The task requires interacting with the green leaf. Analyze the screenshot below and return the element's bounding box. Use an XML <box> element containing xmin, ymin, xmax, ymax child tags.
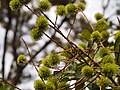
<box><xmin>114</xmin><ymin>36</ymin><xmax>120</xmax><ymax>64</ymax></box>
<box><xmin>78</xmin><ymin>29</ymin><xmax>91</xmax><ymax>41</ymax></box>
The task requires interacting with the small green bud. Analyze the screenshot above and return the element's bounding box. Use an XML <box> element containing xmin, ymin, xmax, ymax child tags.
<box><xmin>101</xmin><ymin>31</ymin><xmax>109</xmax><ymax>39</ymax></box>
<box><xmin>34</xmin><ymin>79</ymin><xmax>45</xmax><ymax>90</ymax></box>
<box><xmin>56</xmin><ymin>5</ymin><xmax>66</xmax><ymax>16</ymax></box>
<box><xmin>94</xmin><ymin>12</ymin><xmax>103</xmax><ymax>21</ymax></box>
<box><xmin>102</xmin><ymin>63</ymin><xmax>119</xmax><ymax>77</ymax></box>
<box><xmin>98</xmin><ymin>48</ymin><xmax>110</xmax><ymax>58</ymax></box>
<box><xmin>81</xmin><ymin>65</ymin><xmax>94</xmax><ymax>78</ymax></box>
<box><xmin>42</xmin><ymin>53</ymin><xmax>61</xmax><ymax>67</ymax></box>
<box><xmin>38</xmin><ymin>66</ymin><xmax>51</xmax><ymax>79</ymax></box>
<box><xmin>46</xmin><ymin>81</ymin><xmax>56</xmax><ymax>90</ymax></box>
<box><xmin>77</xmin><ymin>2</ymin><xmax>86</xmax><ymax>11</ymax></box>
<box><xmin>90</xmin><ymin>31</ymin><xmax>102</xmax><ymax>43</ymax></box>
<box><xmin>114</xmin><ymin>31</ymin><xmax>120</xmax><ymax>40</ymax></box>
<box><xmin>30</xmin><ymin>27</ymin><xmax>42</xmax><ymax>41</ymax></box>
<box><xmin>36</xmin><ymin>16</ymin><xmax>48</xmax><ymax>30</ymax></box>
<box><xmin>97</xmin><ymin>76</ymin><xmax>110</xmax><ymax>87</ymax></box>
<box><xmin>96</xmin><ymin>19</ymin><xmax>108</xmax><ymax>32</ymax></box>
<box><xmin>66</xmin><ymin>4</ymin><xmax>78</xmax><ymax>15</ymax></box>
<box><xmin>9</xmin><ymin>0</ymin><xmax>22</xmax><ymax>11</ymax></box>
<box><xmin>38</xmin><ymin>0</ymin><xmax>51</xmax><ymax>12</ymax></box>
<box><xmin>17</xmin><ymin>55</ymin><xmax>27</xmax><ymax>65</ymax></box>
<box><xmin>102</xmin><ymin>55</ymin><xmax>115</xmax><ymax>65</ymax></box>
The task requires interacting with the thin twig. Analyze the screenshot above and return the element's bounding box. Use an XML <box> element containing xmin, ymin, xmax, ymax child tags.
<box><xmin>21</xmin><ymin>38</ymin><xmax>45</xmax><ymax>82</ymax></box>
<box><xmin>0</xmin><ymin>77</ymin><xmax>21</xmax><ymax>90</ymax></box>
<box><xmin>79</xmin><ymin>8</ymin><xmax>94</xmax><ymax>31</ymax></box>
<box><xmin>67</xmin><ymin>17</ymin><xmax>76</xmax><ymax>38</ymax></box>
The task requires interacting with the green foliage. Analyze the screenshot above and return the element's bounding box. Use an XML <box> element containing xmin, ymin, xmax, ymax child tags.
<box><xmin>17</xmin><ymin>55</ymin><xmax>27</xmax><ymax>65</ymax></box>
<box><xmin>66</xmin><ymin>4</ymin><xmax>78</xmax><ymax>15</ymax></box>
<box><xmin>97</xmin><ymin>76</ymin><xmax>110</xmax><ymax>87</ymax></box>
<box><xmin>36</xmin><ymin>16</ymin><xmax>48</xmax><ymax>30</ymax></box>
<box><xmin>77</xmin><ymin>2</ymin><xmax>86</xmax><ymax>11</ymax></box>
<box><xmin>114</xmin><ymin>36</ymin><xmax>120</xmax><ymax>64</ymax></box>
<box><xmin>78</xmin><ymin>42</ymin><xmax>86</xmax><ymax>51</ymax></box>
<box><xmin>38</xmin><ymin>0</ymin><xmax>51</xmax><ymax>12</ymax></box>
<box><xmin>94</xmin><ymin>12</ymin><xmax>103</xmax><ymax>21</ymax></box>
<box><xmin>58</xmin><ymin>81</ymin><xmax>69</xmax><ymax>90</ymax></box>
<box><xmin>90</xmin><ymin>31</ymin><xmax>102</xmax><ymax>43</ymax></box>
<box><xmin>9</xmin><ymin>0</ymin><xmax>22</xmax><ymax>11</ymax></box>
<box><xmin>101</xmin><ymin>30</ymin><xmax>110</xmax><ymax>39</ymax></box>
<box><xmin>81</xmin><ymin>65</ymin><xmax>94</xmax><ymax>78</ymax></box>
<box><xmin>34</xmin><ymin>79</ymin><xmax>45</xmax><ymax>90</ymax></box>
<box><xmin>114</xmin><ymin>31</ymin><xmax>120</xmax><ymax>40</ymax></box>
<box><xmin>56</xmin><ymin>5</ymin><xmax>66</xmax><ymax>16</ymax></box>
<box><xmin>30</xmin><ymin>27</ymin><xmax>42</xmax><ymax>41</ymax></box>
<box><xmin>102</xmin><ymin>63</ymin><xmax>119</xmax><ymax>77</ymax></box>
<box><xmin>38</xmin><ymin>66</ymin><xmax>51</xmax><ymax>79</ymax></box>
<box><xmin>95</xmin><ymin>19</ymin><xmax>109</xmax><ymax>32</ymax></box>
<box><xmin>97</xmin><ymin>47</ymin><xmax>110</xmax><ymax>58</ymax></box>
<box><xmin>78</xmin><ymin>29</ymin><xmax>91</xmax><ymax>41</ymax></box>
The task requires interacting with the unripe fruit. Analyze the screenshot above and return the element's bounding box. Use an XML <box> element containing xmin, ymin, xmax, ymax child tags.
<box><xmin>94</xmin><ymin>12</ymin><xmax>103</xmax><ymax>21</ymax></box>
<box><xmin>81</xmin><ymin>65</ymin><xmax>94</xmax><ymax>78</ymax></box>
<box><xmin>34</xmin><ymin>79</ymin><xmax>45</xmax><ymax>90</ymax></box>
<box><xmin>102</xmin><ymin>55</ymin><xmax>115</xmax><ymax>65</ymax></box>
<box><xmin>42</xmin><ymin>53</ymin><xmax>61</xmax><ymax>67</ymax></box>
<box><xmin>9</xmin><ymin>0</ymin><xmax>22</xmax><ymax>11</ymax></box>
<box><xmin>97</xmin><ymin>76</ymin><xmax>110</xmax><ymax>87</ymax></box>
<box><xmin>38</xmin><ymin>0</ymin><xmax>51</xmax><ymax>12</ymax></box>
<box><xmin>30</xmin><ymin>27</ymin><xmax>42</xmax><ymax>41</ymax></box>
<box><xmin>38</xmin><ymin>66</ymin><xmax>51</xmax><ymax>79</ymax></box>
<box><xmin>66</xmin><ymin>4</ymin><xmax>78</xmax><ymax>15</ymax></box>
<box><xmin>77</xmin><ymin>2</ymin><xmax>86</xmax><ymax>11</ymax></box>
<box><xmin>17</xmin><ymin>55</ymin><xmax>27</xmax><ymax>65</ymax></box>
<box><xmin>46</xmin><ymin>81</ymin><xmax>56</xmax><ymax>90</ymax></box>
<box><xmin>56</xmin><ymin>5</ymin><xmax>66</xmax><ymax>16</ymax></box>
<box><xmin>102</xmin><ymin>63</ymin><xmax>119</xmax><ymax>77</ymax></box>
<box><xmin>36</xmin><ymin>16</ymin><xmax>48</xmax><ymax>30</ymax></box>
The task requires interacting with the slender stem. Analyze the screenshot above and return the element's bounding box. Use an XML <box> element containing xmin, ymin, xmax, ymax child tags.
<box><xmin>67</xmin><ymin>17</ymin><xmax>76</xmax><ymax>38</ymax></box>
<box><xmin>0</xmin><ymin>77</ymin><xmax>21</xmax><ymax>90</ymax></box>
<box><xmin>21</xmin><ymin>38</ymin><xmax>45</xmax><ymax>82</ymax></box>
<box><xmin>79</xmin><ymin>8</ymin><xmax>94</xmax><ymax>31</ymax></box>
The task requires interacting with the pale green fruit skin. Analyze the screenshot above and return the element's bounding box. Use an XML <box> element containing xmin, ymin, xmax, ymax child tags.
<box><xmin>38</xmin><ymin>66</ymin><xmax>51</xmax><ymax>79</ymax></box>
<box><xmin>66</xmin><ymin>4</ymin><xmax>78</xmax><ymax>15</ymax></box>
<box><xmin>17</xmin><ymin>55</ymin><xmax>27</xmax><ymax>65</ymax></box>
<box><xmin>9</xmin><ymin>0</ymin><xmax>22</xmax><ymax>11</ymax></box>
<box><xmin>34</xmin><ymin>79</ymin><xmax>45</xmax><ymax>90</ymax></box>
<box><xmin>36</xmin><ymin>16</ymin><xmax>48</xmax><ymax>30</ymax></box>
<box><xmin>94</xmin><ymin>12</ymin><xmax>103</xmax><ymax>20</ymax></box>
<box><xmin>56</xmin><ymin>5</ymin><xmax>66</xmax><ymax>16</ymax></box>
<box><xmin>30</xmin><ymin>27</ymin><xmax>42</xmax><ymax>41</ymax></box>
<box><xmin>81</xmin><ymin>65</ymin><xmax>94</xmax><ymax>78</ymax></box>
<box><xmin>77</xmin><ymin>2</ymin><xmax>86</xmax><ymax>11</ymax></box>
<box><xmin>38</xmin><ymin>0</ymin><xmax>51</xmax><ymax>12</ymax></box>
